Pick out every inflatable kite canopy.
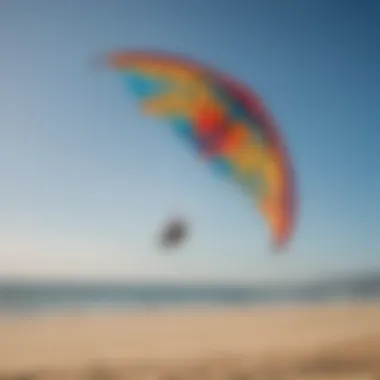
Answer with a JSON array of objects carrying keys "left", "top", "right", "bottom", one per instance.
[{"left": 105, "top": 50, "right": 296, "bottom": 250}]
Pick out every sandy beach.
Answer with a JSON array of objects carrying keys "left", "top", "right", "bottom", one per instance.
[{"left": 1, "top": 302, "right": 380, "bottom": 379}]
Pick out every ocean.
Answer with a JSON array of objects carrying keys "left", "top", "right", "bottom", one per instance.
[{"left": 1, "top": 276, "right": 380, "bottom": 314}]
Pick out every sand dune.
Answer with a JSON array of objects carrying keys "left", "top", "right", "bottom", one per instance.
[{"left": 1, "top": 303, "right": 380, "bottom": 379}]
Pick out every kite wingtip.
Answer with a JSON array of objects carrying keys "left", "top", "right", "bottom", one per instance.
[
  {"left": 91, "top": 52, "right": 117, "bottom": 71},
  {"left": 270, "top": 233, "right": 292, "bottom": 253}
]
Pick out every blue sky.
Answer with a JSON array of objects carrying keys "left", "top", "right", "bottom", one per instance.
[{"left": 0, "top": 0, "right": 379, "bottom": 282}]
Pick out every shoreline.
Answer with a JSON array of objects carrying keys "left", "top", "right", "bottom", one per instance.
[{"left": 1, "top": 297, "right": 379, "bottom": 318}]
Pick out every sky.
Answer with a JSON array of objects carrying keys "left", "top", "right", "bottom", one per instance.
[{"left": 0, "top": 0, "right": 379, "bottom": 283}]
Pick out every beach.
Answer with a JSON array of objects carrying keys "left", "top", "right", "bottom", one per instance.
[{"left": 1, "top": 302, "right": 380, "bottom": 379}]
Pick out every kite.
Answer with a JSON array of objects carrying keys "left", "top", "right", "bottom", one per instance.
[{"left": 104, "top": 50, "right": 296, "bottom": 250}]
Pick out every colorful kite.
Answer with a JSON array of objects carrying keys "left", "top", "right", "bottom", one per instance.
[{"left": 105, "top": 50, "right": 296, "bottom": 250}]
